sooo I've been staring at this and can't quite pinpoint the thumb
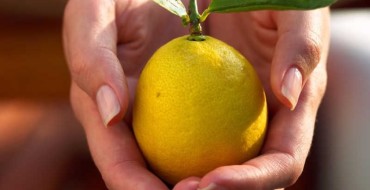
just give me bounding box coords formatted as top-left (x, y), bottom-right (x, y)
top-left (270, 9), bottom-right (329, 110)
top-left (63, 0), bottom-right (128, 126)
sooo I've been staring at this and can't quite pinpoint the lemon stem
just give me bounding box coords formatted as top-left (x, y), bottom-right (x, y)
top-left (187, 0), bottom-right (205, 41)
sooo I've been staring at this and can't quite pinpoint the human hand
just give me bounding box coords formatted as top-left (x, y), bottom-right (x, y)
top-left (174, 8), bottom-right (330, 190)
top-left (63, 0), bottom-right (188, 189)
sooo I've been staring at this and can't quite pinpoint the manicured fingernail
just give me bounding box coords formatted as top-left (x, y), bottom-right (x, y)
top-left (198, 183), bottom-right (227, 190)
top-left (96, 85), bottom-right (120, 127)
top-left (281, 67), bottom-right (303, 110)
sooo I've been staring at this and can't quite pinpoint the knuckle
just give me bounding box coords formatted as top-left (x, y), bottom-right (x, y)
top-left (297, 33), bottom-right (322, 75)
top-left (69, 55), bottom-right (89, 80)
top-left (68, 47), bottom-right (115, 83)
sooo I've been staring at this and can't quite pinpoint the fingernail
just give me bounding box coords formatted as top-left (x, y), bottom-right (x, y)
top-left (96, 85), bottom-right (121, 127)
top-left (281, 67), bottom-right (303, 110)
top-left (198, 183), bottom-right (227, 190)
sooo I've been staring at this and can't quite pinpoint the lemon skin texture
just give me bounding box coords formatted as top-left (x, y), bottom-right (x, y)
top-left (133, 35), bottom-right (267, 185)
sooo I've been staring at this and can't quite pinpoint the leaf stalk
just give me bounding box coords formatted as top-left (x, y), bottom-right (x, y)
top-left (187, 0), bottom-right (205, 41)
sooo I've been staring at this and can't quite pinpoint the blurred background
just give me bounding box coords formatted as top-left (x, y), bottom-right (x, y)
top-left (0, 0), bottom-right (106, 189)
top-left (0, 0), bottom-right (369, 189)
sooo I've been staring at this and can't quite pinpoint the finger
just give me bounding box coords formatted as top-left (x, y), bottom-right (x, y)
top-left (70, 82), bottom-right (168, 190)
top-left (197, 153), bottom-right (299, 190)
top-left (270, 8), bottom-right (330, 110)
top-left (63, 0), bottom-right (128, 126)
top-left (173, 177), bottom-right (201, 190)
top-left (196, 77), bottom-right (325, 190)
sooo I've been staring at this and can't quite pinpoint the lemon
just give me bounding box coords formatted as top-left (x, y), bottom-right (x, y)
top-left (133, 35), bottom-right (267, 185)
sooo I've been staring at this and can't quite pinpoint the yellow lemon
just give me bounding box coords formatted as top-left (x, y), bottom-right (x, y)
top-left (133, 35), bottom-right (267, 185)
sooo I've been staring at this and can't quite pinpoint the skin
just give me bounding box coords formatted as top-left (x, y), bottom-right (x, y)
top-left (63, 0), bottom-right (330, 189)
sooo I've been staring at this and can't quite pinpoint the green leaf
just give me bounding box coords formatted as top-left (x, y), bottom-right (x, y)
top-left (153, 0), bottom-right (188, 17)
top-left (203, 0), bottom-right (336, 16)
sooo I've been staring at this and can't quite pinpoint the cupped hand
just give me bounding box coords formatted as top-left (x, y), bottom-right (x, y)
top-left (63, 0), bottom-right (186, 189)
top-left (63, 0), bottom-right (330, 189)
top-left (174, 8), bottom-right (330, 190)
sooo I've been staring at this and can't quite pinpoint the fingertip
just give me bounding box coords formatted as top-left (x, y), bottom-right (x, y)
top-left (280, 67), bottom-right (303, 110)
top-left (173, 177), bottom-right (201, 190)
top-left (197, 167), bottom-right (238, 190)
top-left (96, 84), bottom-right (128, 127)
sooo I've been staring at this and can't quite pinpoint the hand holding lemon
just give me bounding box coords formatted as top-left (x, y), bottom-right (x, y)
top-left (63, 0), bottom-right (333, 189)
